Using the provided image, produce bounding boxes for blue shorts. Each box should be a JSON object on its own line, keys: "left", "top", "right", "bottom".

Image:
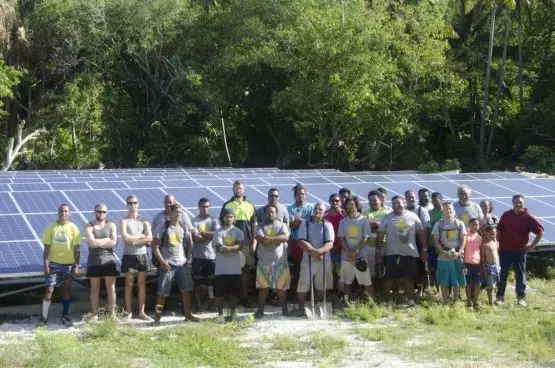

{"left": 157, "top": 265, "right": 194, "bottom": 297}
{"left": 436, "top": 260, "right": 466, "bottom": 287}
{"left": 45, "top": 263, "right": 73, "bottom": 287}
{"left": 465, "top": 263, "right": 481, "bottom": 285}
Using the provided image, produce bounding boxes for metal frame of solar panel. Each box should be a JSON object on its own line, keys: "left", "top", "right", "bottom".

{"left": 0, "top": 169, "right": 554, "bottom": 280}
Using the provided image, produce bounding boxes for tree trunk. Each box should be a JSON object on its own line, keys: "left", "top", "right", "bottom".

{"left": 479, "top": 4, "right": 497, "bottom": 168}
{"left": 485, "top": 15, "right": 511, "bottom": 163}
{"left": 71, "top": 123, "right": 79, "bottom": 168}
{"left": 2, "top": 121, "right": 46, "bottom": 171}
{"left": 512, "top": 0, "right": 524, "bottom": 157}
{"left": 220, "top": 110, "right": 232, "bottom": 167}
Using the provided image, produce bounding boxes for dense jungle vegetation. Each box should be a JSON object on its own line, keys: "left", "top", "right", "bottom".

{"left": 0, "top": 0, "right": 554, "bottom": 172}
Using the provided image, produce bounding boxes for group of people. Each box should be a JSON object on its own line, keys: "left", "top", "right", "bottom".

{"left": 37, "top": 181, "right": 544, "bottom": 326}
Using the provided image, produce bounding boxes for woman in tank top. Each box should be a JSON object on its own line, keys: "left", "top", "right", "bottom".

{"left": 85, "top": 203, "right": 117, "bottom": 320}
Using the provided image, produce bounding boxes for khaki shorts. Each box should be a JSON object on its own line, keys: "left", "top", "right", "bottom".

{"left": 340, "top": 261, "right": 372, "bottom": 286}
{"left": 297, "top": 259, "right": 333, "bottom": 293}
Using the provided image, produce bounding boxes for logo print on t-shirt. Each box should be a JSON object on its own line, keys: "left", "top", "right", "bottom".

{"left": 267, "top": 227, "right": 277, "bottom": 237}
{"left": 168, "top": 232, "right": 180, "bottom": 246}
{"left": 446, "top": 229, "right": 457, "bottom": 240}
{"left": 224, "top": 234, "right": 234, "bottom": 246}
{"left": 54, "top": 231, "right": 68, "bottom": 244}
{"left": 198, "top": 223, "right": 206, "bottom": 232}
{"left": 396, "top": 219, "right": 410, "bottom": 244}
{"left": 347, "top": 225, "right": 360, "bottom": 238}
{"left": 460, "top": 212, "right": 470, "bottom": 225}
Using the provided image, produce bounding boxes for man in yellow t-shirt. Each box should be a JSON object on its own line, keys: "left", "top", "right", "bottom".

{"left": 37, "top": 204, "right": 81, "bottom": 328}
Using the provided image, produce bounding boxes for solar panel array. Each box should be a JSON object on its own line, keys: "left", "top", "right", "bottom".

{"left": 0, "top": 168, "right": 554, "bottom": 278}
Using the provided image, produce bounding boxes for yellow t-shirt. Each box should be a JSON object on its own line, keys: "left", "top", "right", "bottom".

{"left": 42, "top": 222, "right": 81, "bottom": 264}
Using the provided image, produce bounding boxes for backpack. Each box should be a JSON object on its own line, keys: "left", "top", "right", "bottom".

{"left": 437, "top": 219, "right": 462, "bottom": 251}
{"left": 153, "top": 219, "right": 171, "bottom": 267}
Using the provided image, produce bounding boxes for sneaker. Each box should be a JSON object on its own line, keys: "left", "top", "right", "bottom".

{"left": 36, "top": 316, "right": 48, "bottom": 327}
{"left": 61, "top": 316, "right": 73, "bottom": 327}
{"left": 294, "top": 308, "right": 306, "bottom": 318}
{"left": 517, "top": 298, "right": 528, "bottom": 307}
{"left": 494, "top": 299, "right": 504, "bottom": 306}
{"left": 216, "top": 314, "right": 225, "bottom": 323}
{"left": 152, "top": 313, "right": 162, "bottom": 326}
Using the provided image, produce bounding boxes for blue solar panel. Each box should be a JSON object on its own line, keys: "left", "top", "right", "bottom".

{"left": 194, "top": 178, "right": 231, "bottom": 187}
{"left": 10, "top": 183, "right": 51, "bottom": 191}
{"left": 524, "top": 198, "right": 555, "bottom": 218}
{"left": 49, "top": 182, "right": 91, "bottom": 190}
{"left": 298, "top": 176, "right": 330, "bottom": 184}
{"left": 0, "top": 193, "right": 19, "bottom": 214}
{"left": 0, "top": 215, "right": 35, "bottom": 241}
{"left": 13, "top": 191, "right": 69, "bottom": 213}
{"left": 125, "top": 180, "right": 163, "bottom": 189}
{"left": 462, "top": 180, "right": 516, "bottom": 198}
{"left": 114, "top": 188, "right": 165, "bottom": 210}
{"left": 169, "top": 187, "right": 226, "bottom": 208}
{"left": 326, "top": 176, "right": 363, "bottom": 184}
{"left": 467, "top": 173, "right": 503, "bottom": 179}
{"left": 526, "top": 179, "right": 555, "bottom": 192}
{"left": 1, "top": 169, "right": 554, "bottom": 277}
{"left": 164, "top": 179, "right": 199, "bottom": 188}
{"left": 0, "top": 240, "right": 43, "bottom": 275}
{"left": 65, "top": 190, "right": 125, "bottom": 212}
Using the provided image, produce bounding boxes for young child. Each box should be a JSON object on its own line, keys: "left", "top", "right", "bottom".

{"left": 481, "top": 225, "right": 500, "bottom": 306}
{"left": 464, "top": 218, "right": 482, "bottom": 309}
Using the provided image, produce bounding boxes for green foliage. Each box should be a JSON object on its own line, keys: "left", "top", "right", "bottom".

{"left": 519, "top": 145, "right": 555, "bottom": 174}
{"left": 0, "top": 57, "right": 21, "bottom": 117}
{"left": 418, "top": 158, "right": 462, "bottom": 173}
{"left": 0, "top": 0, "right": 553, "bottom": 170}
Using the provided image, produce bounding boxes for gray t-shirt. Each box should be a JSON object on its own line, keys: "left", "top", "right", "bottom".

{"left": 191, "top": 215, "right": 220, "bottom": 260}
{"left": 453, "top": 201, "right": 483, "bottom": 227}
{"left": 156, "top": 224, "right": 186, "bottom": 266}
{"left": 123, "top": 217, "right": 148, "bottom": 256}
{"left": 338, "top": 215, "right": 371, "bottom": 257}
{"left": 256, "top": 203, "right": 290, "bottom": 225}
{"left": 297, "top": 219, "right": 335, "bottom": 265}
{"left": 378, "top": 211, "right": 423, "bottom": 258}
{"left": 214, "top": 226, "right": 245, "bottom": 275}
{"left": 409, "top": 206, "right": 431, "bottom": 229}
{"left": 431, "top": 218, "right": 467, "bottom": 261}
{"left": 256, "top": 221, "right": 290, "bottom": 265}
{"left": 87, "top": 221, "right": 116, "bottom": 267}
{"left": 152, "top": 210, "right": 194, "bottom": 235}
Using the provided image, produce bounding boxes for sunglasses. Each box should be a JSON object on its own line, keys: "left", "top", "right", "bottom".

{"left": 269, "top": 194, "right": 279, "bottom": 198}
{"left": 95, "top": 210, "right": 107, "bottom": 214}
{"left": 331, "top": 199, "right": 340, "bottom": 203}
{"left": 127, "top": 201, "right": 138, "bottom": 205}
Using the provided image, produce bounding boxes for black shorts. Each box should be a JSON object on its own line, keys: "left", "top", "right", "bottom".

{"left": 213, "top": 275, "right": 242, "bottom": 298}
{"left": 192, "top": 258, "right": 215, "bottom": 280}
{"left": 121, "top": 254, "right": 150, "bottom": 273}
{"left": 87, "top": 262, "right": 118, "bottom": 278}
{"left": 384, "top": 255, "right": 419, "bottom": 280}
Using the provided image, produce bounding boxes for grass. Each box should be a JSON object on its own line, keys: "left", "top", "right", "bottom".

{"left": 0, "top": 320, "right": 251, "bottom": 368}
{"left": 346, "top": 278, "right": 555, "bottom": 366}
{"left": 260, "top": 331, "right": 348, "bottom": 366}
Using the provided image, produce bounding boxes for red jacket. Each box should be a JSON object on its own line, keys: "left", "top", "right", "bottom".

{"left": 497, "top": 209, "right": 544, "bottom": 251}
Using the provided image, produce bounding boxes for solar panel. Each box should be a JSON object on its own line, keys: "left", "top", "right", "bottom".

{"left": 12, "top": 191, "right": 69, "bottom": 213}
{"left": 0, "top": 168, "right": 554, "bottom": 278}
{"left": 0, "top": 193, "right": 19, "bottom": 214}
{"left": 0, "top": 215, "right": 35, "bottom": 241}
